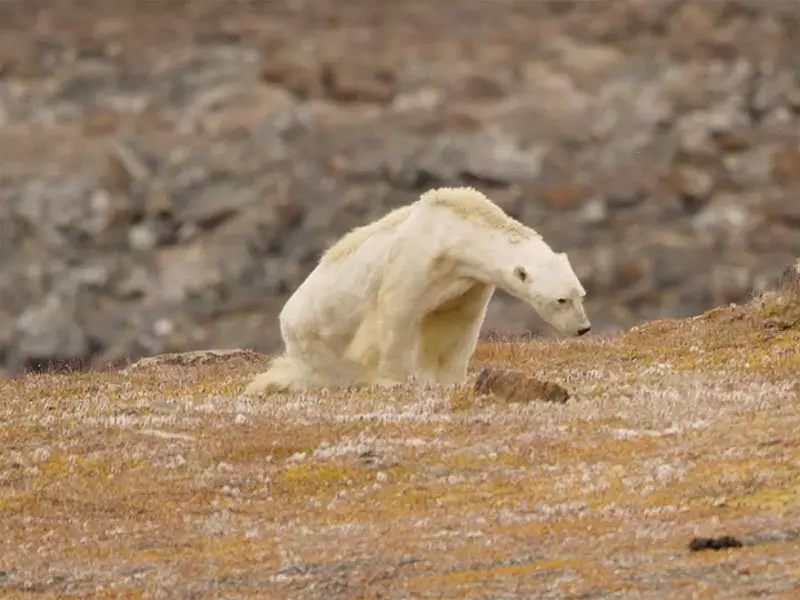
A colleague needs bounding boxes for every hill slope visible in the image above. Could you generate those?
[2,282,800,598]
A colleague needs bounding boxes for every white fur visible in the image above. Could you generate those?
[243,187,590,395]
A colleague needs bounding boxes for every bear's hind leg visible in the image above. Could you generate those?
[419,283,494,385]
[244,329,360,396]
[243,353,311,395]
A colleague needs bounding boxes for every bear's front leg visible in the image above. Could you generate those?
[418,282,495,386]
[372,263,429,385]
[374,304,419,384]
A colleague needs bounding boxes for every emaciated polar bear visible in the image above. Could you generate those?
[244,186,591,395]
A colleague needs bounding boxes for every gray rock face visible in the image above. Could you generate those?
[2,0,800,373]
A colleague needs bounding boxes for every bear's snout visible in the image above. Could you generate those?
[578,326,591,336]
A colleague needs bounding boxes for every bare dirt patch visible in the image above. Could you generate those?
[2,293,800,598]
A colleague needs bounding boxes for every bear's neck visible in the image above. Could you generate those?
[444,227,552,291]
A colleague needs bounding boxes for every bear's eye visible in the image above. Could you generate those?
[557,298,568,305]
[513,267,527,282]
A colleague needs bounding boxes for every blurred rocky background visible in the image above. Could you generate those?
[1,0,800,375]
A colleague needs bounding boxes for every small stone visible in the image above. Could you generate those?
[688,536,743,552]
[275,200,304,227]
[145,186,174,218]
[100,140,153,193]
[260,53,322,100]
[677,118,716,158]
[128,223,159,251]
[779,257,800,288]
[321,62,397,104]
[669,165,715,203]
[771,147,800,186]
[537,185,589,210]
[441,106,483,132]
[462,133,546,185]
[581,197,608,225]
[605,183,648,209]
[474,367,570,404]
[787,88,800,113]
[87,188,139,237]
[174,179,249,229]
[761,195,800,228]
[710,265,751,305]
[14,292,90,373]
[723,147,773,188]
[615,258,649,288]
[83,111,122,136]
[153,318,174,337]
[712,128,752,153]
[750,70,795,116]
[458,74,506,101]
[692,194,749,235]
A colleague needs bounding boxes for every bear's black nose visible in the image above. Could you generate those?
[578,326,591,336]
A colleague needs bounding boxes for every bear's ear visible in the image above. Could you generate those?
[513,266,528,282]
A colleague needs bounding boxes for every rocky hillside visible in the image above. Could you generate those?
[2,0,800,374]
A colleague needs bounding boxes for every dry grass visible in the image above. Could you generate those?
[2,287,800,599]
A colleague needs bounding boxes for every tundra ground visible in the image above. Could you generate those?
[2,288,800,599]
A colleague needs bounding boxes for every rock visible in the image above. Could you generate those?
[651,244,705,290]
[710,265,752,305]
[10,178,99,249]
[260,53,322,100]
[3,1,800,372]
[144,185,174,218]
[675,114,718,159]
[13,291,90,373]
[614,258,650,289]
[712,128,753,153]
[321,61,398,104]
[723,147,773,188]
[128,223,160,252]
[99,140,154,193]
[761,190,800,228]
[580,197,609,225]
[692,194,750,237]
[667,165,715,205]
[771,147,800,186]
[461,131,547,185]
[172,177,253,230]
[85,189,140,243]
[456,74,507,101]
[688,536,744,552]
[473,367,570,404]
[537,185,589,210]
[121,348,269,373]
[750,69,796,117]
[787,88,800,113]
[779,257,800,288]
[156,244,222,302]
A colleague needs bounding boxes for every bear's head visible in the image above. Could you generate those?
[508,251,591,337]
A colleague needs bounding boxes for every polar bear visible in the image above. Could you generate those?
[244,186,590,395]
